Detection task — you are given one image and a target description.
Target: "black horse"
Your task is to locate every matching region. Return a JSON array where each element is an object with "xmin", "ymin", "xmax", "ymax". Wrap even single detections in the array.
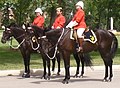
[
  {"xmin": 1, "ymin": 24, "xmax": 60, "ymax": 79},
  {"xmin": 34, "ymin": 27, "xmax": 118, "ymax": 84},
  {"xmin": 30, "ymin": 25, "xmax": 93, "ymax": 78}
]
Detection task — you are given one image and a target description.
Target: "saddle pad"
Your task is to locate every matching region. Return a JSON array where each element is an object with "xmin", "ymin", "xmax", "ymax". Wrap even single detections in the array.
[{"xmin": 84, "ymin": 30, "xmax": 97, "ymax": 44}]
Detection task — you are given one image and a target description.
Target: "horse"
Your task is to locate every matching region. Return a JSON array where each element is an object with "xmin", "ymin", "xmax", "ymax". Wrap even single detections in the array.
[
  {"xmin": 40, "ymin": 27, "xmax": 118, "ymax": 84},
  {"xmin": 1, "ymin": 24, "xmax": 60, "ymax": 79},
  {"xmin": 30, "ymin": 25, "xmax": 93, "ymax": 78},
  {"xmin": 26, "ymin": 26, "xmax": 62, "ymax": 77}
]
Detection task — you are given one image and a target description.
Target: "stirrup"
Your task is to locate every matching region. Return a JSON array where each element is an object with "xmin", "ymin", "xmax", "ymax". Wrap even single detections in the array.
[{"xmin": 76, "ymin": 47, "xmax": 83, "ymax": 52}]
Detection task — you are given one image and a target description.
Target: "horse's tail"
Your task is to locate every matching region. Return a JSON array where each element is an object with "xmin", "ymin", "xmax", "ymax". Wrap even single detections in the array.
[
  {"xmin": 81, "ymin": 53, "xmax": 93, "ymax": 67},
  {"xmin": 109, "ymin": 32, "xmax": 118, "ymax": 59}
]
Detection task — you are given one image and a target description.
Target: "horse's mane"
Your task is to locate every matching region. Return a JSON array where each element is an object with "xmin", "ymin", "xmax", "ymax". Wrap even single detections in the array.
[
  {"xmin": 45, "ymin": 29, "xmax": 63, "ymax": 42},
  {"xmin": 31, "ymin": 25, "xmax": 44, "ymax": 37},
  {"xmin": 9, "ymin": 26, "xmax": 25, "ymax": 35},
  {"xmin": 45, "ymin": 28, "xmax": 71, "ymax": 44},
  {"xmin": 45, "ymin": 29, "xmax": 62, "ymax": 36},
  {"xmin": 6, "ymin": 23, "xmax": 26, "ymax": 34}
]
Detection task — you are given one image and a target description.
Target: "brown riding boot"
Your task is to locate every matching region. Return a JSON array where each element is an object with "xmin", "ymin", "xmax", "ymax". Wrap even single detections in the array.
[{"xmin": 77, "ymin": 38, "xmax": 84, "ymax": 52}]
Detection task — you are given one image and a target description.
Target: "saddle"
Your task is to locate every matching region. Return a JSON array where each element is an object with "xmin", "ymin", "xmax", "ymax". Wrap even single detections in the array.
[{"xmin": 70, "ymin": 29, "xmax": 97, "ymax": 44}]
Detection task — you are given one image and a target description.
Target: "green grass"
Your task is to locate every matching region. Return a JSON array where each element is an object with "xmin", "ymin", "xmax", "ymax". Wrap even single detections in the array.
[{"xmin": 0, "ymin": 30, "xmax": 120, "ymax": 70}]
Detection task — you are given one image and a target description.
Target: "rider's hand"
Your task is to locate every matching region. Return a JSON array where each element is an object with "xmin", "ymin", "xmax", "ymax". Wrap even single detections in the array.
[
  {"xmin": 56, "ymin": 26, "xmax": 60, "ymax": 29},
  {"xmin": 66, "ymin": 21, "xmax": 74, "ymax": 28},
  {"xmin": 66, "ymin": 24, "xmax": 72, "ymax": 29},
  {"xmin": 51, "ymin": 26, "xmax": 54, "ymax": 29}
]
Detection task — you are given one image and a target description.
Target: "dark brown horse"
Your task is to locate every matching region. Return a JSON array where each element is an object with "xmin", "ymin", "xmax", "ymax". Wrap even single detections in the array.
[
  {"xmin": 30, "ymin": 25, "xmax": 93, "ymax": 79},
  {"xmin": 44, "ymin": 28, "xmax": 118, "ymax": 84},
  {"xmin": 1, "ymin": 24, "xmax": 60, "ymax": 79},
  {"xmin": 1, "ymin": 25, "xmax": 32, "ymax": 78}
]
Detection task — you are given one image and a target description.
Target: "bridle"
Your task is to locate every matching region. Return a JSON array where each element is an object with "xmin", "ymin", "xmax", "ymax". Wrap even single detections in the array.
[
  {"xmin": 44, "ymin": 28, "xmax": 65, "ymax": 59},
  {"xmin": 5, "ymin": 27, "xmax": 26, "ymax": 49}
]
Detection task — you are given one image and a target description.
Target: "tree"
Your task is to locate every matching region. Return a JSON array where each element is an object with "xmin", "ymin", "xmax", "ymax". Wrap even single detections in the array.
[{"xmin": 0, "ymin": 0, "xmax": 120, "ymax": 31}]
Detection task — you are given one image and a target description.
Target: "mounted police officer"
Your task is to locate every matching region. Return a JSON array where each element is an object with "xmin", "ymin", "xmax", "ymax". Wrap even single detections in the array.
[
  {"xmin": 33, "ymin": 8, "xmax": 45, "ymax": 28},
  {"xmin": 66, "ymin": 1, "xmax": 86, "ymax": 52},
  {"xmin": 52, "ymin": 7, "xmax": 66, "ymax": 29}
]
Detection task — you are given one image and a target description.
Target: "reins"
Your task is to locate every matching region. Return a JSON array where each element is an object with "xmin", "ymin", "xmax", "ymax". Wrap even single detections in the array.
[
  {"xmin": 45, "ymin": 28, "xmax": 65, "ymax": 59},
  {"xmin": 8, "ymin": 31, "xmax": 26, "ymax": 49},
  {"xmin": 8, "ymin": 38, "xmax": 25, "ymax": 49}
]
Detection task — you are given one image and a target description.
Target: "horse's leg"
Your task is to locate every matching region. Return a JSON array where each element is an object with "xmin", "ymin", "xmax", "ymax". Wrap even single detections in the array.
[
  {"xmin": 62, "ymin": 51, "xmax": 70, "ymax": 84},
  {"xmin": 73, "ymin": 52, "xmax": 80, "ymax": 77},
  {"xmin": 51, "ymin": 52, "xmax": 61, "ymax": 75},
  {"xmin": 22, "ymin": 57, "xmax": 30, "ymax": 78},
  {"xmin": 41, "ymin": 54, "xmax": 47, "ymax": 79},
  {"xmin": 101, "ymin": 51, "xmax": 113, "ymax": 82},
  {"xmin": 47, "ymin": 58, "xmax": 51, "ymax": 80},
  {"xmin": 103, "ymin": 56, "xmax": 113, "ymax": 82},
  {"xmin": 103, "ymin": 63, "xmax": 108, "ymax": 82},
  {"xmin": 51, "ymin": 58, "xmax": 56, "ymax": 75},
  {"xmin": 109, "ymin": 61, "xmax": 113, "ymax": 82},
  {"xmin": 79, "ymin": 54, "xmax": 84, "ymax": 77},
  {"xmin": 103, "ymin": 61, "xmax": 113, "ymax": 82},
  {"xmin": 21, "ymin": 51, "xmax": 30, "ymax": 78},
  {"xmin": 56, "ymin": 52, "xmax": 61, "ymax": 75},
  {"xmin": 107, "ymin": 57, "xmax": 113, "ymax": 81}
]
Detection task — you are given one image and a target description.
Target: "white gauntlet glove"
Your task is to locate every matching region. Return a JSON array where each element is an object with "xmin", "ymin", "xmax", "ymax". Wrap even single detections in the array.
[{"xmin": 66, "ymin": 21, "xmax": 78, "ymax": 28}]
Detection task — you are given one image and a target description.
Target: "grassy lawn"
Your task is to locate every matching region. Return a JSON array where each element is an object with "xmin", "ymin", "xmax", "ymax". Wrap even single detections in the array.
[{"xmin": 0, "ymin": 30, "xmax": 120, "ymax": 70}]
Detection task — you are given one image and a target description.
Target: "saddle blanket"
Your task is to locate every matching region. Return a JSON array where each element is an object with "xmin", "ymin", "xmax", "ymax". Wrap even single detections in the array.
[
  {"xmin": 70, "ymin": 29, "xmax": 97, "ymax": 44},
  {"xmin": 83, "ymin": 30, "xmax": 97, "ymax": 44}
]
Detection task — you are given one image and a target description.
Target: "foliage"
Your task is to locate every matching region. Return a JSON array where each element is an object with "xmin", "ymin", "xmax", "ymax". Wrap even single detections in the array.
[
  {"xmin": 85, "ymin": 0, "xmax": 120, "ymax": 30},
  {"xmin": 0, "ymin": 0, "xmax": 120, "ymax": 30}
]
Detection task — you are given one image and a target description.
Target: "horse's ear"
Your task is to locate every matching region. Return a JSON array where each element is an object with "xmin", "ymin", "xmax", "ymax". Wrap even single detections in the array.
[{"xmin": 22, "ymin": 24, "xmax": 26, "ymax": 29}]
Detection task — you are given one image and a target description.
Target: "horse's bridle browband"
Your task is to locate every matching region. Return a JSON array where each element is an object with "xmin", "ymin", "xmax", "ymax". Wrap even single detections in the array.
[{"xmin": 6, "ymin": 27, "xmax": 26, "ymax": 49}]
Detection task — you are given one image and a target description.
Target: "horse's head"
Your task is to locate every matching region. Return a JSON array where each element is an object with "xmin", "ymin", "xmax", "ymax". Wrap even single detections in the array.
[
  {"xmin": 1, "ymin": 26, "xmax": 13, "ymax": 43},
  {"xmin": 1, "ymin": 23, "xmax": 25, "ymax": 43}
]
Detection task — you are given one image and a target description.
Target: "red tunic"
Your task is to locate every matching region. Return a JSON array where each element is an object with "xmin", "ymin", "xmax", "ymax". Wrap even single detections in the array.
[
  {"xmin": 32, "ymin": 15, "xmax": 44, "ymax": 28},
  {"xmin": 72, "ymin": 8, "xmax": 86, "ymax": 29},
  {"xmin": 52, "ymin": 14, "xmax": 66, "ymax": 29}
]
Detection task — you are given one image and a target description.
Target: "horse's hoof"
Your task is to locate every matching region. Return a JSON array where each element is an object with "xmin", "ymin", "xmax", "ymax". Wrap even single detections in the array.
[
  {"xmin": 62, "ymin": 79, "xmax": 69, "ymax": 84},
  {"xmin": 57, "ymin": 72, "xmax": 60, "ymax": 76},
  {"xmin": 41, "ymin": 75, "xmax": 50, "ymax": 80},
  {"xmin": 79, "ymin": 74, "xmax": 84, "ymax": 78},
  {"xmin": 41, "ymin": 75, "xmax": 47, "ymax": 80},
  {"xmin": 47, "ymin": 76, "xmax": 50, "ymax": 80},
  {"xmin": 102, "ymin": 78, "xmax": 108, "ymax": 82},
  {"xmin": 108, "ymin": 78, "xmax": 112, "ymax": 82},
  {"xmin": 22, "ymin": 73, "xmax": 30, "ymax": 78},
  {"xmin": 73, "ymin": 74, "xmax": 79, "ymax": 78}
]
